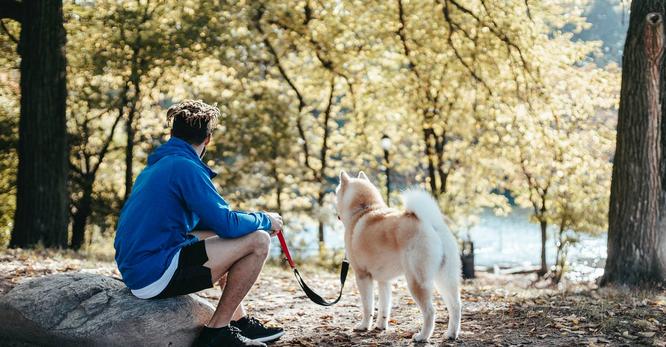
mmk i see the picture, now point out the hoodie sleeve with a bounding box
[173,161,272,238]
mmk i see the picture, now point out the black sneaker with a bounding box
[192,325,266,347]
[231,316,285,343]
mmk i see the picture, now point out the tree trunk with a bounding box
[538,219,548,276]
[123,44,141,202]
[316,77,335,252]
[317,187,326,249]
[10,0,68,248]
[602,1,666,286]
[124,116,134,201]
[423,127,438,195]
[552,225,567,284]
[318,221,325,251]
[70,182,93,250]
[434,130,450,195]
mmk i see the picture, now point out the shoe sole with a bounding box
[254,331,285,343]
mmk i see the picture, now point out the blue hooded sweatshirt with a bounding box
[114,137,272,290]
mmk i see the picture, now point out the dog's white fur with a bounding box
[336,171,462,342]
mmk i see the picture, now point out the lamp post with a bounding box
[381,134,392,206]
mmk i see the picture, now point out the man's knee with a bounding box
[250,230,271,258]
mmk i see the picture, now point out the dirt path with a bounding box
[230,267,665,347]
[1,250,664,346]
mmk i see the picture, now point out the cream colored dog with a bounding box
[335,171,462,342]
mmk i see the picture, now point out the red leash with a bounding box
[276,230,296,269]
[275,230,349,306]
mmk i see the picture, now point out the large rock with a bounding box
[0,272,215,347]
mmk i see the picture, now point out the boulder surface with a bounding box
[0,272,214,346]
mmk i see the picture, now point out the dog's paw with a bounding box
[446,326,460,340]
[374,321,388,331]
[412,331,429,343]
[446,331,459,340]
[353,321,372,331]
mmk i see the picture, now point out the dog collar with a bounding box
[337,203,379,222]
[350,203,375,219]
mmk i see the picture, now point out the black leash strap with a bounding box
[277,230,349,306]
[292,261,349,306]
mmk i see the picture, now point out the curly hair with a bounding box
[166,100,220,144]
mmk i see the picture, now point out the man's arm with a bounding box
[175,162,273,238]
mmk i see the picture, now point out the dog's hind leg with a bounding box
[435,270,461,340]
[353,272,374,331]
[406,277,436,342]
[375,281,392,330]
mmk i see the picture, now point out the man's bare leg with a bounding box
[189,230,269,327]
[231,303,246,321]
[191,231,249,323]
[218,274,247,321]
[209,272,247,322]
[191,231,248,323]
[188,231,270,328]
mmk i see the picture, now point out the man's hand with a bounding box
[265,212,283,233]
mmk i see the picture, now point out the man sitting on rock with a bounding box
[115,100,284,347]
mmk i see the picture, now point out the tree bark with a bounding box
[70,182,92,250]
[317,77,335,247]
[552,223,568,284]
[124,115,134,201]
[423,127,439,195]
[602,1,666,286]
[10,0,68,248]
[123,38,142,202]
[539,219,548,276]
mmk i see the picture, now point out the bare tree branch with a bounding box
[318,76,336,183]
[0,19,18,43]
[69,159,85,177]
[255,11,305,113]
[445,0,531,76]
[478,0,531,72]
[254,5,316,177]
[441,0,492,94]
[524,0,533,21]
[91,111,124,176]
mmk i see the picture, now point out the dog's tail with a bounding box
[402,189,461,273]
[402,188,448,232]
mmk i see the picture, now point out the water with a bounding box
[467,208,607,268]
[466,208,607,280]
[275,208,607,279]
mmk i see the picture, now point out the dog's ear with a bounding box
[340,170,350,185]
[358,171,369,181]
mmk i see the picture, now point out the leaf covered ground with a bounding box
[1,249,664,346]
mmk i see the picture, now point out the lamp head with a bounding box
[381,134,391,151]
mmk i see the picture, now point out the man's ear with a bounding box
[340,170,350,185]
[358,171,369,181]
[204,134,212,146]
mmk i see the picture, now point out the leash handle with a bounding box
[276,230,296,269]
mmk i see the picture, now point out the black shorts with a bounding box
[152,240,213,299]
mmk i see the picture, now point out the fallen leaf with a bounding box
[635,319,654,330]
[622,331,638,340]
